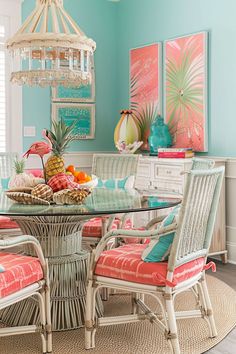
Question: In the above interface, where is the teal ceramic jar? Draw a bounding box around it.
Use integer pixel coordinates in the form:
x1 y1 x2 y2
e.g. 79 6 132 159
148 116 172 156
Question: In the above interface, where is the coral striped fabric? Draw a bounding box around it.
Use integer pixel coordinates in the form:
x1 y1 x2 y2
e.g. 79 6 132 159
82 218 121 238
0 252 43 298
82 217 134 238
82 217 145 243
0 216 19 229
95 244 205 287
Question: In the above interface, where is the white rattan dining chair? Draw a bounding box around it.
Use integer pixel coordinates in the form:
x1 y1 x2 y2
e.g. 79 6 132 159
0 153 17 181
85 166 224 354
82 153 140 247
0 235 52 353
0 153 22 238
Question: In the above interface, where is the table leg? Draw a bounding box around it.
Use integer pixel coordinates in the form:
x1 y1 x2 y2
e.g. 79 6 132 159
0 216 103 331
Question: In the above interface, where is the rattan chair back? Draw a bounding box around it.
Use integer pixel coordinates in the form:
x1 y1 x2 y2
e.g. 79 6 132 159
168 166 224 271
0 152 17 179
92 154 140 180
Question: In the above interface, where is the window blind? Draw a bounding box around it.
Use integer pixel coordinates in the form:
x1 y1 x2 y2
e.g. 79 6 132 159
0 18 7 152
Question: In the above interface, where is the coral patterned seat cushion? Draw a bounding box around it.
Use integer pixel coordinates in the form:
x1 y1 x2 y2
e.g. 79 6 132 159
82 217 132 238
82 217 141 241
0 216 19 229
0 252 43 298
95 244 205 287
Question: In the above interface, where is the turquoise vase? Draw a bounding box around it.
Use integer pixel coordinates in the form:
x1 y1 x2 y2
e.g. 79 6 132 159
148 116 172 156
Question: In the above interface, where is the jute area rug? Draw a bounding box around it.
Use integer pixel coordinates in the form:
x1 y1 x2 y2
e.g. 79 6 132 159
0 276 236 354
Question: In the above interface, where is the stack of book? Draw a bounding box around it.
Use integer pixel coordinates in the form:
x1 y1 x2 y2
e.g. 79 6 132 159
158 148 194 158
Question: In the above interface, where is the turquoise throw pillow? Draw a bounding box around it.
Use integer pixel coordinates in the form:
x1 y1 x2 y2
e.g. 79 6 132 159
97 175 135 190
0 265 5 272
141 205 180 262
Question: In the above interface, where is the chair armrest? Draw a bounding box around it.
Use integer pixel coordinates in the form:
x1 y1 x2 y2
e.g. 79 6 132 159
92 222 178 267
0 235 47 271
145 215 167 230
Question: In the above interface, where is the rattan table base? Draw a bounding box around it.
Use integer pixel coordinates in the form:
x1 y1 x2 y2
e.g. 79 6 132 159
0 215 104 331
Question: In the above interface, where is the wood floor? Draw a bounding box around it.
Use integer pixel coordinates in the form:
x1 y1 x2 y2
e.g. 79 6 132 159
206 260 236 354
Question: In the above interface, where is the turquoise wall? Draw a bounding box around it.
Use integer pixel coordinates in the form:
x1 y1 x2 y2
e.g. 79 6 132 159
22 0 236 156
117 0 236 156
22 0 118 152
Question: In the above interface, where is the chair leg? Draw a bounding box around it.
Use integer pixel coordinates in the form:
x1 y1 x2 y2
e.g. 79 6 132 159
101 287 110 301
200 278 217 338
45 284 52 353
85 281 97 349
37 292 47 354
165 295 181 354
131 293 145 314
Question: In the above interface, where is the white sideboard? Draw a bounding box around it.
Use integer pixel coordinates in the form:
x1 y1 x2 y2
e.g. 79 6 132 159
134 156 227 263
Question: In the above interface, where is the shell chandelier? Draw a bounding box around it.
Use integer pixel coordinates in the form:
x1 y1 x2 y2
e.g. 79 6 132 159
6 0 96 87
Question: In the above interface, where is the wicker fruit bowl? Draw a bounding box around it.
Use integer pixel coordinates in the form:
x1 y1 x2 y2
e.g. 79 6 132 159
79 174 98 189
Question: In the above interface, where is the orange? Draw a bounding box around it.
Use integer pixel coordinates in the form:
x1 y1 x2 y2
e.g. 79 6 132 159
85 175 92 182
77 171 87 181
79 179 87 184
66 165 76 174
73 170 81 178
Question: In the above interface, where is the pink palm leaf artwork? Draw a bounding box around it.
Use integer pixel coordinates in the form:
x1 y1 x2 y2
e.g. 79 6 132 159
130 44 161 150
165 32 208 151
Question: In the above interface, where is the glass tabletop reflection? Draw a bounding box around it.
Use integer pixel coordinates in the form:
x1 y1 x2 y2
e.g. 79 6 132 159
0 188 181 217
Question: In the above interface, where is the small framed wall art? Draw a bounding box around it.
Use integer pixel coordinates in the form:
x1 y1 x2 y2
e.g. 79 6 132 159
164 31 208 151
52 103 95 139
51 68 95 102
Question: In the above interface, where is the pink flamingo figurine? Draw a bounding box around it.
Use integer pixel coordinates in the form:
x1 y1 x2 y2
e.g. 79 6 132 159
23 129 52 182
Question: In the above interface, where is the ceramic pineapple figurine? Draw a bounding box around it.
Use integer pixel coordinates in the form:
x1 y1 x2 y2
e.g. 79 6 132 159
44 121 75 181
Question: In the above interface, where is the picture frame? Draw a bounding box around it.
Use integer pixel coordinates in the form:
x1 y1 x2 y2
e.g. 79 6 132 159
129 42 162 150
52 102 95 140
51 63 95 102
164 31 208 152
129 42 162 114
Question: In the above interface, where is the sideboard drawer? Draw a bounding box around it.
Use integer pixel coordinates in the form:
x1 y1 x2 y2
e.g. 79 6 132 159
135 177 151 190
136 163 152 178
154 164 182 179
152 179 183 194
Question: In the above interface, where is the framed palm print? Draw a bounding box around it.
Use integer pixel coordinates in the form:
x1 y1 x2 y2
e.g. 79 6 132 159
129 43 162 150
52 103 95 139
164 31 208 151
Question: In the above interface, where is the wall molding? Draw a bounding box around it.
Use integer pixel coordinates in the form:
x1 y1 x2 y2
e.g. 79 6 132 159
25 151 111 171
225 159 236 263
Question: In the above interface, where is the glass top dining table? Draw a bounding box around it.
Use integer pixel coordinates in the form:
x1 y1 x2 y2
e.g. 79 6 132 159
0 188 181 332
0 188 181 216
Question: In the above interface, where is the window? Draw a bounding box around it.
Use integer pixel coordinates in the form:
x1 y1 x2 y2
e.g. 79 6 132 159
0 19 6 152
0 0 22 154
0 16 8 152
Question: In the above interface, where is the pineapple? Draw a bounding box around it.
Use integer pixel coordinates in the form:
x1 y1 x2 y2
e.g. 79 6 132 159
45 120 75 180
14 158 25 175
